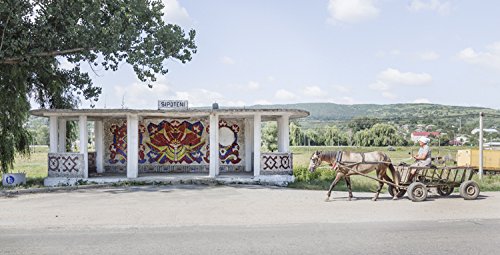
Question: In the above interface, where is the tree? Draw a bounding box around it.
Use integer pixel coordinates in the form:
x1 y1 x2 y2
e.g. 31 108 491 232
323 125 347 146
289 122 302 146
261 122 278 152
353 123 408 146
0 0 197 172
348 117 381 133
304 129 321 146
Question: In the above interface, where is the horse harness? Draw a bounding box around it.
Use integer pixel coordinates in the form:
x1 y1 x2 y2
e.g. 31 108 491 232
332 151 367 173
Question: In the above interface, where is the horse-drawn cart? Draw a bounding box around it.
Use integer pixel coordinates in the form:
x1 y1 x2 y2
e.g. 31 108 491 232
308 151 481 202
388 165 480 202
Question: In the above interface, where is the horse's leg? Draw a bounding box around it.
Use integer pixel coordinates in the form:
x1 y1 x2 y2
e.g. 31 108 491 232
345 176 353 201
372 169 385 201
382 174 398 200
326 172 344 202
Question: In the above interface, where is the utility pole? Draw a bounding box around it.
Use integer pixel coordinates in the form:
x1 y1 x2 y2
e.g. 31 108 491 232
479 112 484 180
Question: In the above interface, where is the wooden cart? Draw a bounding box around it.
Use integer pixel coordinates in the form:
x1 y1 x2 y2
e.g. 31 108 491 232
387 164 480 202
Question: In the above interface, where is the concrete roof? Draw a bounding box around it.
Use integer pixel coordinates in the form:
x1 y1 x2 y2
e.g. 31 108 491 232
30 108 310 120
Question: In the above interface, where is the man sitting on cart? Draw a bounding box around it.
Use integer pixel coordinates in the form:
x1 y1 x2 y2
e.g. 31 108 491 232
408 137 432 181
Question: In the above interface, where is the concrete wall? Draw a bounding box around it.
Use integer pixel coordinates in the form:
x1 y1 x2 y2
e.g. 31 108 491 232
103 118 245 173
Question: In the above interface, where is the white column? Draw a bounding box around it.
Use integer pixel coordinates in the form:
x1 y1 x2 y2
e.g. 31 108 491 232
253 114 262 177
209 113 219 177
58 119 66 152
244 118 254 173
79 115 88 178
277 115 290 152
127 114 139 178
95 120 104 174
49 116 58 153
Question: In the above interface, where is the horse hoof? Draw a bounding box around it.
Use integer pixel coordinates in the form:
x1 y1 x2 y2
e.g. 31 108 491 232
348 197 352 201
372 197 378 201
324 197 330 202
392 196 399 200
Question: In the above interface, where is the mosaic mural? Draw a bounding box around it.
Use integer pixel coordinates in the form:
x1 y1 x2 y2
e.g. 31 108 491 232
146 120 207 164
104 118 244 171
219 120 242 164
108 122 147 164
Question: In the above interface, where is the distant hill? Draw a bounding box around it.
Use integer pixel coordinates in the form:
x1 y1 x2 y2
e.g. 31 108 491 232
252 103 500 121
250 103 500 132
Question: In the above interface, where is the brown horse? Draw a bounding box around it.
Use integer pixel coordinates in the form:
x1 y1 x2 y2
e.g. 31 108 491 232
308 151 400 201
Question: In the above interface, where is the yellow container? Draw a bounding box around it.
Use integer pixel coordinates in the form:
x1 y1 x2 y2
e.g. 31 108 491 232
456 149 500 170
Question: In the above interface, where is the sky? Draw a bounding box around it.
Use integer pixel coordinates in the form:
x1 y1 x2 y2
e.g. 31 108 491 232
71 0 500 109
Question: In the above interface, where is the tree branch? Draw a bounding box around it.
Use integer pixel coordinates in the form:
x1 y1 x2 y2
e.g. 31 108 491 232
0 47 90 64
0 13 10 54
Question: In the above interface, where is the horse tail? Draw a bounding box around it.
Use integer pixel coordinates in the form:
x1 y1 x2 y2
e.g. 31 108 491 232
388 163 400 186
384 153 399 186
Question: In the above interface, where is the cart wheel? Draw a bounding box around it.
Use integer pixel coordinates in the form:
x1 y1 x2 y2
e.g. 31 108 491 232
459 180 480 200
437 184 454 197
388 185 406 198
407 182 427 202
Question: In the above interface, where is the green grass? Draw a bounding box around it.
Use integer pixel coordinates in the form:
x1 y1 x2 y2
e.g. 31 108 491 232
289 166 380 192
0 146 48 189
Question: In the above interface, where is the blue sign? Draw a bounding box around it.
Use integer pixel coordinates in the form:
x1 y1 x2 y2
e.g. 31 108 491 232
6 175 15 184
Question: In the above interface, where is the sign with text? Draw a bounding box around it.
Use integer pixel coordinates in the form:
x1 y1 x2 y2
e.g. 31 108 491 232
158 100 189 110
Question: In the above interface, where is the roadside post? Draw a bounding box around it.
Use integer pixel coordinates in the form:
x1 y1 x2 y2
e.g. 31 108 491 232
479 112 484 180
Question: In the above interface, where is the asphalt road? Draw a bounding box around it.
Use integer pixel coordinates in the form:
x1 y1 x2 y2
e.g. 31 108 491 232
1 185 500 254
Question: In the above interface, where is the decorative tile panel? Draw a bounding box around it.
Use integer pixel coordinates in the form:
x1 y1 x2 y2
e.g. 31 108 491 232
261 153 293 175
48 153 85 177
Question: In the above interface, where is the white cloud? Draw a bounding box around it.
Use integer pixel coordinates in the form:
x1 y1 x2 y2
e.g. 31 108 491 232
327 0 379 24
458 42 500 70
333 85 351 93
173 89 248 107
335 96 357 104
378 68 433 85
458 48 477 59
275 89 297 101
409 0 451 15
247 81 260 91
114 82 171 109
413 98 431 103
253 99 272 105
303 86 326 97
174 91 190 100
221 56 235 65
370 68 432 102
419 51 440 61
369 81 390 91
233 81 260 91
382 92 398 100
174 89 225 107
162 0 192 27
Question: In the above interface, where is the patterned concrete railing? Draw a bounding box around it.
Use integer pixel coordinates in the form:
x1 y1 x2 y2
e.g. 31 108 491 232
260 153 293 175
48 153 85 178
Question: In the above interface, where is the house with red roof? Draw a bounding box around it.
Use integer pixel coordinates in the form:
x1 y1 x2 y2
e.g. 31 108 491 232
411 131 441 143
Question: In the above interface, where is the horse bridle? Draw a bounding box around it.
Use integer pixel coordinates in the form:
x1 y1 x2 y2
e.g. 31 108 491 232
310 152 322 169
